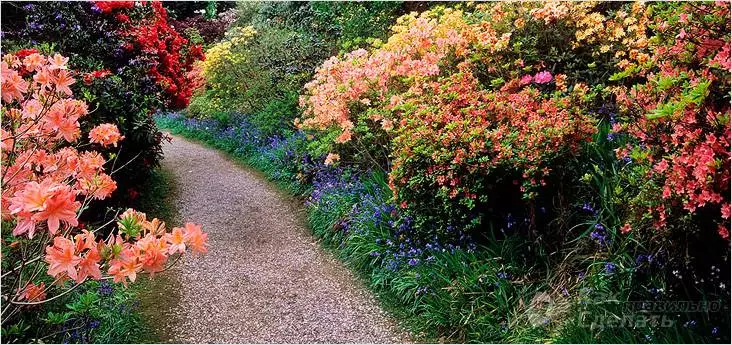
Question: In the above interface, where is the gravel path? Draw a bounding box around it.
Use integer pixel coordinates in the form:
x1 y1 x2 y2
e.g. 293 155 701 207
151 135 409 343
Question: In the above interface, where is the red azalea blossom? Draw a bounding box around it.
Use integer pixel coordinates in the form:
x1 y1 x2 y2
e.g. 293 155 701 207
94 1 134 14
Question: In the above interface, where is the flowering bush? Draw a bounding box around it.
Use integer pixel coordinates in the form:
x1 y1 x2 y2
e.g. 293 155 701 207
297 4 604 228
296 3 731 339
2 1 205 205
1 52 206 337
117 1 205 109
607 2 730 237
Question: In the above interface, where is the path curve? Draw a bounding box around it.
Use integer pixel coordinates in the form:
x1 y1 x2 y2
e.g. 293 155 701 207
153 135 408 343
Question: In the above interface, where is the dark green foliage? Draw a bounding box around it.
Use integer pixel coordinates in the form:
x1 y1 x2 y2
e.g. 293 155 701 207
0 281 146 344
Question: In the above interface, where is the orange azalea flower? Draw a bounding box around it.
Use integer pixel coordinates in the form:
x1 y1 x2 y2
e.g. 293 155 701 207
33 67 51 89
32 186 81 234
143 218 167 236
45 237 81 280
89 123 123 147
12 216 37 239
324 153 340 166
9 179 58 214
74 230 98 251
52 69 75 96
108 248 142 286
47 53 69 70
137 233 169 274
181 223 207 254
1 67 29 103
17 282 47 302
166 226 186 254
76 247 102 283
78 173 117 200
22 53 44 72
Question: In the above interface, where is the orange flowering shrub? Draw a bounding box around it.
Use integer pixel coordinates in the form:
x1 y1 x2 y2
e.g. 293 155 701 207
608 2 730 237
299 1 730 240
297 4 599 216
1 52 207 322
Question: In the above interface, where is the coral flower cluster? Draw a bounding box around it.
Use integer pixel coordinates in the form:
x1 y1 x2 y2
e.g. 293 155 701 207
1 52 207 305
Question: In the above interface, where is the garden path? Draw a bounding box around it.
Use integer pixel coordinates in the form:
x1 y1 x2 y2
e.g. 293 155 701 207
149 135 408 343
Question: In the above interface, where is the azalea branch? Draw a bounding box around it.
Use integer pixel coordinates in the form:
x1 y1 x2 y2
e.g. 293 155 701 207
110 150 143 175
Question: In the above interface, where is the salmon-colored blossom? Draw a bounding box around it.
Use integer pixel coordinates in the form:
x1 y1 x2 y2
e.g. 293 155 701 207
89 123 123 147
17 282 47 302
45 237 81 280
324 153 340 166
167 226 186 254
32 186 81 234
181 223 208 254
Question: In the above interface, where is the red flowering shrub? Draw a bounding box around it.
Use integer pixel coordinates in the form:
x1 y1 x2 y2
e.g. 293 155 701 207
112 1 205 109
606 2 730 238
93 1 134 14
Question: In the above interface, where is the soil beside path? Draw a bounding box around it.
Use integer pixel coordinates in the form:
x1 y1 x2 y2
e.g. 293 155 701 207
146 135 409 343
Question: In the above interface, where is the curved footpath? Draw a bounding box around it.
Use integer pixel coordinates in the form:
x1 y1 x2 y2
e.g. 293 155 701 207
147 135 409 343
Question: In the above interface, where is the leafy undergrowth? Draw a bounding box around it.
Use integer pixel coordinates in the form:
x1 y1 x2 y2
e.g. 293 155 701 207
157 113 728 343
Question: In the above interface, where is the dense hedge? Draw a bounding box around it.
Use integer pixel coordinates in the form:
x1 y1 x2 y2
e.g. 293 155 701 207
174 1 730 343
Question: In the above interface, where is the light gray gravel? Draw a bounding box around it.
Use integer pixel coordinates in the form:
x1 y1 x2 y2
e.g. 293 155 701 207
149 135 409 343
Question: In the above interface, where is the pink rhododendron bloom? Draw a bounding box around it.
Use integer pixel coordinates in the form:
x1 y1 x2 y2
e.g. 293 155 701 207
533 71 553 84
520 74 533 85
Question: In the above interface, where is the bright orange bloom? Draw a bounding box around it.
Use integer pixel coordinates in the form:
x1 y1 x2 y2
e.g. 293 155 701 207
78 173 117 200
74 230 98 251
143 218 167 236
23 53 44 71
182 223 207 254
137 233 169 274
9 179 58 214
1 68 29 103
33 67 51 89
45 237 81 280
88 123 123 147
77 151 105 179
108 248 142 286
32 186 81 234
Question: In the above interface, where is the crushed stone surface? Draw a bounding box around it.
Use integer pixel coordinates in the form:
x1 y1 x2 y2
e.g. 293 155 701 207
151 135 410 343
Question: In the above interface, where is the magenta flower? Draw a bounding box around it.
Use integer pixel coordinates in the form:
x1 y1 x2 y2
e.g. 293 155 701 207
520 74 533 85
533 71 553 84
